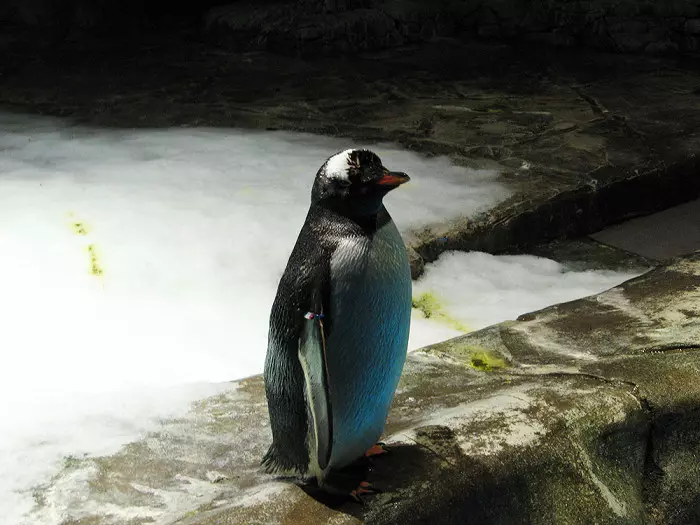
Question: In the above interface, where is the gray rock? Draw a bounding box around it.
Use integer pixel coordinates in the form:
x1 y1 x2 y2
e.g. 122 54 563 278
666 17 687 31
205 2 403 54
205 470 228 483
477 24 502 38
684 35 700 52
25 252 700 524
611 19 648 36
686 19 700 35
613 34 648 53
202 1 700 56
646 39 680 55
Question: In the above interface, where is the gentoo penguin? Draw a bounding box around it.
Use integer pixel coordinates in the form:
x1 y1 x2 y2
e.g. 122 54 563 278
262 148 411 498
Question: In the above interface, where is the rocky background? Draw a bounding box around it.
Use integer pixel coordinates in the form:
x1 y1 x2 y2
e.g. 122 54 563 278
2 0 700 55
205 0 700 55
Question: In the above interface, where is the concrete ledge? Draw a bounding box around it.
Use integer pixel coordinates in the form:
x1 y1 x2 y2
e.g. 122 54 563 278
33 252 700 524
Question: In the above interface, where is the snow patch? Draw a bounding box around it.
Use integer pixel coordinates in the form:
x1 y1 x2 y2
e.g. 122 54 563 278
0 112 509 522
0 111 644 522
412 251 645 333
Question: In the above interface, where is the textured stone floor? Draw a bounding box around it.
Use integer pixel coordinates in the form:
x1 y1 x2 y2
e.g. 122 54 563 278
592 197 700 260
26 252 700 525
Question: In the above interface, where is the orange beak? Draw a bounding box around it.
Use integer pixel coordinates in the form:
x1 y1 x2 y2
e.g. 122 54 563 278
376 170 410 188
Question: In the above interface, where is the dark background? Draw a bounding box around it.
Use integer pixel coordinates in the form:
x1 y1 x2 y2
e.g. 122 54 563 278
2 0 700 56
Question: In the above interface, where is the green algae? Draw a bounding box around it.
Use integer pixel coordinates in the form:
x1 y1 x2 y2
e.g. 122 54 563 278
468 350 509 372
412 291 442 319
71 222 88 236
68 213 104 277
87 244 103 277
425 340 511 372
412 291 470 332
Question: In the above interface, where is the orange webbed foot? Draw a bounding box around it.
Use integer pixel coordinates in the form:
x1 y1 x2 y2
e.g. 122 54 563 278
349 481 381 504
364 442 390 458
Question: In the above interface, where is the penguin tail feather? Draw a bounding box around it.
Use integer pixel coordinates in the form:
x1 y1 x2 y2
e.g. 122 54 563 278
261 444 306 477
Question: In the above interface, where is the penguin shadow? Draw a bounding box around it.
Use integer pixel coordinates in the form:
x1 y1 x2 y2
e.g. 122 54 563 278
295 428 535 524
297 442 426 517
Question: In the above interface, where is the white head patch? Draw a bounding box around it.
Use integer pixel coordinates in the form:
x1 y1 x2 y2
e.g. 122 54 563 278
324 149 354 181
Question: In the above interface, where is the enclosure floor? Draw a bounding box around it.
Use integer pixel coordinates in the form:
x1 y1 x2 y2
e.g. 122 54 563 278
592 198 700 260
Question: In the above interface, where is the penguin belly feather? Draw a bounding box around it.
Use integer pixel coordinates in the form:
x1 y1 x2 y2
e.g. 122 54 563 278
323 216 411 473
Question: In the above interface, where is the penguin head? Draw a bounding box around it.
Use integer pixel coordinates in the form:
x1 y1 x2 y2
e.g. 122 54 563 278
311 149 410 215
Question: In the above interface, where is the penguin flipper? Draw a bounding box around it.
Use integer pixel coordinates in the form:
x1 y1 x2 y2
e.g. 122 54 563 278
299 309 333 473
263 221 335 477
262 308 333 477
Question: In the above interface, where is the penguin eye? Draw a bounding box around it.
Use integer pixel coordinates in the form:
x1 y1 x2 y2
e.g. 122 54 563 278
336 178 351 188
360 169 378 184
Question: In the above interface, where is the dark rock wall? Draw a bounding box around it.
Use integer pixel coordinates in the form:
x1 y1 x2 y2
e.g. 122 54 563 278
1 0 141 28
205 0 700 54
0 0 227 30
452 0 700 54
2 0 700 54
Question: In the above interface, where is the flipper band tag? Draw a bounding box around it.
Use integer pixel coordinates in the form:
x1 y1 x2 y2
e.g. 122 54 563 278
304 312 324 320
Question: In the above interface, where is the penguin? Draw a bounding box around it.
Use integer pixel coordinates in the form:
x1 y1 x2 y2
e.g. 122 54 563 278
262 148 412 498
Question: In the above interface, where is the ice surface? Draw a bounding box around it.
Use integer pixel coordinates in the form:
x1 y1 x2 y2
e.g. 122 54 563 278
0 112 641 523
412 251 645 332
0 112 510 523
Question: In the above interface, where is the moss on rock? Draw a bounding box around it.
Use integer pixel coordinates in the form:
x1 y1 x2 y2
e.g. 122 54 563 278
412 291 470 332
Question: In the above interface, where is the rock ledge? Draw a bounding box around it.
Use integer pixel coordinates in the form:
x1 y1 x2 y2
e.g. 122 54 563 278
33 252 700 524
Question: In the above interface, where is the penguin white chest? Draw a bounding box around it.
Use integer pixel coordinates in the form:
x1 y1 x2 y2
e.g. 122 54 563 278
325 219 412 469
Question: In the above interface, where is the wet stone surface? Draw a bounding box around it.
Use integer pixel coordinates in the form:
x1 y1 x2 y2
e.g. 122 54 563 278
28 252 700 524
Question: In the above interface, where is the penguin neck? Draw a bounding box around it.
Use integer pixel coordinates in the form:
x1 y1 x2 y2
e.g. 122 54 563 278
321 193 384 217
313 196 385 232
